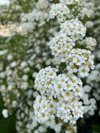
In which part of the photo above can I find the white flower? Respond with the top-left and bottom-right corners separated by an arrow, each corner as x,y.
84,37 -> 97,50
34,68 -> 84,124
10,61 -> 17,68
84,85 -> 92,93
36,0 -> 49,9
7,54 -> 13,61
48,34 -> 75,62
60,0 -> 79,5
79,7 -> 94,19
2,109 -> 8,118
85,21 -> 94,28
0,50 -> 8,56
22,75 -> 28,81
51,73 -> 83,98
67,49 -> 94,77
49,3 -> 70,22
60,19 -> 86,41
34,66 -> 58,95
78,66 -> 90,77
19,22 -> 34,35
20,61 -> 27,68
33,95 -> 55,123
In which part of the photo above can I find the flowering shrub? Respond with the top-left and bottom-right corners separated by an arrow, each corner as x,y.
0,0 -> 99,133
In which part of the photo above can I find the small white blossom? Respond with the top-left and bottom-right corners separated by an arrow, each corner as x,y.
2,109 -> 8,118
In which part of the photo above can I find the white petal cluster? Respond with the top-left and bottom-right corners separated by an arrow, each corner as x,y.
56,99 -> 83,124
67,49 -> 94,77
60,19 -> 86,41
79,7 -> 94,19
36,0 -> 49,9
16,93 -> 48,133
85,21 -> 94,29
21,9 -> 48,23
20,9 -> 49,35
48,34 -> 75,62
84,37 -> 97,50
82,85 -> 96,116
87,64 -> 100,101
49,3 -> 70,22
2,109 -> 8,118
19,22 -> 34,35
34,67 -> 84,124
34,95 -> 55,124
78,2 -> 95,19
60,0 -> 79,5
51,73 -> 83,98
34,66 -> 58,95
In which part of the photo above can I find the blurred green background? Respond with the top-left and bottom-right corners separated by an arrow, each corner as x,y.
0,95 -> 16,133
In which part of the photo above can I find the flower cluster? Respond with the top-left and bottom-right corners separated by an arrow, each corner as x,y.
82,85 -> 96,116
60,19 -> 86,41
36,0 -> 49,9
87,64 -> 100,101
66,49 -> 94,77
48,34 -> 75,62
78,2 -> 95,19
48,19 -> 94,78
79,37 -> 97,51
60,0 -> 79,5
49,3 -> 70,22
34,95 -> 55,124
34,67 -> 84,125
34,66 -> 58,95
